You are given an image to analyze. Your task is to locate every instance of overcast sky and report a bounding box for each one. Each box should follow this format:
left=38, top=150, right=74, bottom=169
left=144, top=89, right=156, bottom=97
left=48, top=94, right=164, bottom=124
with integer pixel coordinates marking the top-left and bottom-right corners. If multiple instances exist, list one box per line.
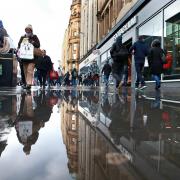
left=0, top=0, right=72, bottom=69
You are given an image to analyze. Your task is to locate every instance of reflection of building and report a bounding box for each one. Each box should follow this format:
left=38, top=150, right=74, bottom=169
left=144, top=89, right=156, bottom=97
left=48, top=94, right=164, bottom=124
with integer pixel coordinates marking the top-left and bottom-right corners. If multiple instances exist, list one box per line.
left=78, top=90, right=180, bottom=179
left=61, top=92, right=79, bottom=176
left=62, top=0, right=81, bottom=73
left=78, top=113, right=139, bottom=180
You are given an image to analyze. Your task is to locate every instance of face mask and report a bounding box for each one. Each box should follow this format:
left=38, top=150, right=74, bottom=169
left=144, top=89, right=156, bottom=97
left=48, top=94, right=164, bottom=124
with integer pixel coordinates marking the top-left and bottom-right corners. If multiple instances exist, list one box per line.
left=26, top=32, right=32, bottom=37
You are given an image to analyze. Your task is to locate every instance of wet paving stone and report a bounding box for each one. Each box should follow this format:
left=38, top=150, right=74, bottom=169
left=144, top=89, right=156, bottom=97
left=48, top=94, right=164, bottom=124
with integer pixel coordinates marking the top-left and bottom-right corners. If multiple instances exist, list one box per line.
left=0, top=88, right=180, bottom=180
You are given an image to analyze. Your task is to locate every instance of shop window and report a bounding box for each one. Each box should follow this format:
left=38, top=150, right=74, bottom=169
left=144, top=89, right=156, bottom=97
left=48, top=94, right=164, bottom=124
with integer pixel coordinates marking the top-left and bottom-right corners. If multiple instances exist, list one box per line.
left=163, top=0, right=180, bottom=80
left=139, top=12, right=163, bottom=80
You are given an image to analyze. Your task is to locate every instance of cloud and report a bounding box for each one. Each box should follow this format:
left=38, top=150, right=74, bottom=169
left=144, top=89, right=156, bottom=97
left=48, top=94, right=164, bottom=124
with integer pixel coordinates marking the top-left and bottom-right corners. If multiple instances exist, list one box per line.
left=0, top=0, right=72, bottom=69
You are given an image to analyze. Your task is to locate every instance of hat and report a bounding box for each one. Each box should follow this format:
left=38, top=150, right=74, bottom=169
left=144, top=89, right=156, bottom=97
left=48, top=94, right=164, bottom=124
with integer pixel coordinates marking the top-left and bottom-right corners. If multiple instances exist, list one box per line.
left=0, top=20, right=4, bottom=28
left=25, top=24, right=33, bottom=32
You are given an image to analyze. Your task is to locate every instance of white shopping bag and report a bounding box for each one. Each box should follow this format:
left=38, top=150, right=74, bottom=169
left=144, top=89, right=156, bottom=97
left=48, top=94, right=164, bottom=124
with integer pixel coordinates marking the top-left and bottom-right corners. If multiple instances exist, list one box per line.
left=18, top=38, right=34, bottom=59
left=18, top=121, right=33, bottom=143
left=144, top=57, right=149, bottom=67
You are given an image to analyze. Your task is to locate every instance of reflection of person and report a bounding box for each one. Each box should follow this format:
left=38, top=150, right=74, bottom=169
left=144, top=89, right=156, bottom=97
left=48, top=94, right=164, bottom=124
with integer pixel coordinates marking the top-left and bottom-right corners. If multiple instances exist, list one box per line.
left=15, top=91, right=53, bottom=155
left=109, top=93, right=130, bottom=145
left=18, top=24, right=40, bottom=90
left=101, top=61, right=112, bottom=87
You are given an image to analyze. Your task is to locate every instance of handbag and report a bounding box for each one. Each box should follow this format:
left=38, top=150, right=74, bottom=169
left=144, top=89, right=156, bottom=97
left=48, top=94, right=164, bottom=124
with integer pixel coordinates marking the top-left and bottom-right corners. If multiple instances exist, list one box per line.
left=50, top=70, right=59, bottom=80
left=34, top=48, right=43, bottom=57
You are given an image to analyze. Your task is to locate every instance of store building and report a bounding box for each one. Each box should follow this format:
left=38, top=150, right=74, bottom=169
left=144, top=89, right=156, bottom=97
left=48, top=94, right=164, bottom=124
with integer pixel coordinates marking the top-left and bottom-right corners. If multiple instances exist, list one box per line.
left=80, top=0, right=180, bottom=86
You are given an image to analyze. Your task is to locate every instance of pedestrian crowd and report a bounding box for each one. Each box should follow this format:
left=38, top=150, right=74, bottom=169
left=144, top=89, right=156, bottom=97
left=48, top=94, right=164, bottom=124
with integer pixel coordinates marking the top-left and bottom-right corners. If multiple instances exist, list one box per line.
left=101, top=34, right=167, bottom=90
left=0, top=19, right=168, bottom=91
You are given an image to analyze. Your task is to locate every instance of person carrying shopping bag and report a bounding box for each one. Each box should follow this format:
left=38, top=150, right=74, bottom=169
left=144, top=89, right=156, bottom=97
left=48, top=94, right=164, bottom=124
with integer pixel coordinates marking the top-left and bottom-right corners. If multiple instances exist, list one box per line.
left=18, top=24, right=41, bottom=90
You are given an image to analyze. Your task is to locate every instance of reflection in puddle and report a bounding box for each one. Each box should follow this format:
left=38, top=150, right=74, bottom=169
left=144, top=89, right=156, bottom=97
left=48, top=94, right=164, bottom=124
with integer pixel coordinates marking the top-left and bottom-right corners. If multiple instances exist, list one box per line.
left=0, top=89, right=180, bottom=179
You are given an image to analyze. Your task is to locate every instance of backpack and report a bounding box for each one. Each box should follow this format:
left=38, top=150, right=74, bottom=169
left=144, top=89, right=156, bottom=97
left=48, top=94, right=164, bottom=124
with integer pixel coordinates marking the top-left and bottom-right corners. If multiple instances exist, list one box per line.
left=111, top=44, right=128, bottom=63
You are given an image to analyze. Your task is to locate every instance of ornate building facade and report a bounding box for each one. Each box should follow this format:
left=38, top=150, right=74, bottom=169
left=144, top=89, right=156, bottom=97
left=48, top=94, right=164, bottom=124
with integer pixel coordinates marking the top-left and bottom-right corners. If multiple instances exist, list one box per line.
left=62, top=0, right=81, bottom=73
left=61, top=91, right=79, bottom=177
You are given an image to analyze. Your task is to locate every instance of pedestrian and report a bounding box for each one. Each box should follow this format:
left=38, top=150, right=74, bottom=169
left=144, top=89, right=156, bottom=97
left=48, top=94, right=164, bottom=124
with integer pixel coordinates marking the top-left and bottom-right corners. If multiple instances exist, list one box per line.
left=56, top=67, right=63, bottom=86
left=64, top=71, right=70, bottom=86
left=129, top=35, right=149, bottom=89
left=78, top=74, right=83, bottom=86
left=35, top=49, right=53, bottom=89
left=110, top=35, right=129, bottom=89
left=18, top=24, right=40, bottom=90
left=71, top=68, right=77, bottom=86
left=101, top=61, right=112, bottom=86
left=148, top=39, right=165, bottom=90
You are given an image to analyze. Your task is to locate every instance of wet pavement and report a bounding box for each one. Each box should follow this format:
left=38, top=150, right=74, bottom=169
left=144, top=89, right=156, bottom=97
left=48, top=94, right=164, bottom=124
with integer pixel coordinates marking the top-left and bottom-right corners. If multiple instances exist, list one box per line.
left=0, top=87, right=180, bottom=180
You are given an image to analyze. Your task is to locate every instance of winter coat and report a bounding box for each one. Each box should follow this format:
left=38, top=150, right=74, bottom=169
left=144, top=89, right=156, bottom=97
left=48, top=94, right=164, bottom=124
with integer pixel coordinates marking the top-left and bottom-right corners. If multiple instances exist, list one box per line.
left=35, top=55, right=53, bottom=72
left=110, top=43, right=129, bottom=74
left=130, top=40, right=148, bottom=63
left=102, top=63, right=112, bottom=75
left=148, top=47, right=164, bottom=75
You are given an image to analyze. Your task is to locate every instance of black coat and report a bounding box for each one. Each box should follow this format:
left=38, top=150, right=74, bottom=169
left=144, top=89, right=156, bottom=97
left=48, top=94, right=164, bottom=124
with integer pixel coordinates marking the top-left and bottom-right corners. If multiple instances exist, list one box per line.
left=102, top=63, right=111, bottom=75
left=35, top=55, right=53, bottom=72
left=148, top=47, right=164, bottom=75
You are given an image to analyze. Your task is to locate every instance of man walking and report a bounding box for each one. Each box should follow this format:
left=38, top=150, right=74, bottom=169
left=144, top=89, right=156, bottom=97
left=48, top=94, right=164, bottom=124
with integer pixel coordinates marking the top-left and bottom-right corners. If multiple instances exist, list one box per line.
left=101, top=61, right=112, bottom=87
left=110, top=35, right=129, bottom=89
left=130, top=35, right=148, bottom=89
left=35, top=50, right=53, bottom=89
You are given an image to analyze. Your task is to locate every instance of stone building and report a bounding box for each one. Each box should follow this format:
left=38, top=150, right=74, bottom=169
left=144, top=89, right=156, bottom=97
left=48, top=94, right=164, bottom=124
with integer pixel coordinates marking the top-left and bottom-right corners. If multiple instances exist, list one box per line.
left=62, top=0, right=81, bottom=73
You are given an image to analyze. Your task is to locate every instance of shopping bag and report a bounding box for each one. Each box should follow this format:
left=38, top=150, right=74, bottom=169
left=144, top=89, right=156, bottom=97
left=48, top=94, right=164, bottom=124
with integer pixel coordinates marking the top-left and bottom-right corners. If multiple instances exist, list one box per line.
left=49, top=70, right=59, bottom=80
left=18, top=38, right=34, bottom=59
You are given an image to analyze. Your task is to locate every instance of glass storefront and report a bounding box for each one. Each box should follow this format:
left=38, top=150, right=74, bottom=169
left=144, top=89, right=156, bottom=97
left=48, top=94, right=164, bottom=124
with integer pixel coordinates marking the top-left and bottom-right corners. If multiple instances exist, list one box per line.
left=163, top=0, right=180, bottom=79
left=138, top=0, right=180, bottom=81
left=139, top=12, right=163, bottom=81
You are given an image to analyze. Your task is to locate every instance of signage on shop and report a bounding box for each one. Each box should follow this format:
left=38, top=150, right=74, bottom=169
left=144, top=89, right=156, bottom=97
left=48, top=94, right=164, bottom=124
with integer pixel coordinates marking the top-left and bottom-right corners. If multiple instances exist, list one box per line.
left=84, top=58, right=89, bottom=65
left=114, top=16, right=138, bottom=41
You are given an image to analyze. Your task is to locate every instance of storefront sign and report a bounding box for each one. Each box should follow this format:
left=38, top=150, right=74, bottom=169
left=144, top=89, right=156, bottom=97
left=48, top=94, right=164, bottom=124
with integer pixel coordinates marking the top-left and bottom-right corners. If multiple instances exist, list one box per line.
left=114, top=16, right=138, bottom=41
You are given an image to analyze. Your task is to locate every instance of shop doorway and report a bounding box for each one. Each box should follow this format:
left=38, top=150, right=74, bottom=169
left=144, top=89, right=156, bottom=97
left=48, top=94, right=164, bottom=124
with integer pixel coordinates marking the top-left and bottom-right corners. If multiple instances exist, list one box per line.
left=123, top=38, right=132, bottom=85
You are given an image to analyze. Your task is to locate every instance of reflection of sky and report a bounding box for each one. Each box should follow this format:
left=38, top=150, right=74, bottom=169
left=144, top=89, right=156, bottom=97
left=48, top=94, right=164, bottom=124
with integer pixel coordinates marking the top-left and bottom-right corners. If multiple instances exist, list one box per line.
left=0, top=106, right=72, bottom=180
left=139, top=12, right=163, bottom=37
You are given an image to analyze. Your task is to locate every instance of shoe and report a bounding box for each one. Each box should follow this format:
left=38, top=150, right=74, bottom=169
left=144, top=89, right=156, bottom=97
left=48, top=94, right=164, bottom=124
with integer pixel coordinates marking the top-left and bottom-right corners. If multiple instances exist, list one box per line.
left=155, top=85, right=161, bottom=90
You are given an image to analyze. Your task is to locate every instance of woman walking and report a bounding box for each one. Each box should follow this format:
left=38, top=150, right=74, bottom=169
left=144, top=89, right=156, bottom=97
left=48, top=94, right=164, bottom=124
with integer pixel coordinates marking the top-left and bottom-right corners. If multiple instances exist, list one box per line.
left=18, top=24, right=40, bottom=90
left=148, top=39, right=165, bottom=90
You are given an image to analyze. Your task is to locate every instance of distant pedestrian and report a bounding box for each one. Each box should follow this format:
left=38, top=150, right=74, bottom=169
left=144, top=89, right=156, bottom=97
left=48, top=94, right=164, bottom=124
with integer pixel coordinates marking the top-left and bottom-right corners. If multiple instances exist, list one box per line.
left=110, top=35, right=129, bottom=89
left=101, top=61, right=112, bottom=86
left=148, top=39, right=165, bottom=90
left=130, top=35, right=149, bottom=89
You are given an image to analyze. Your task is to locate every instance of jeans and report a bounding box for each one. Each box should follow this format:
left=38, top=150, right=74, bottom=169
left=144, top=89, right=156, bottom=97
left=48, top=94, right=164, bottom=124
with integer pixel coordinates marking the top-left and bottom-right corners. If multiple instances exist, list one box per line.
left=72, top=78, right=77, bottom=86
left=103, top=74, right=110, bottom=86
left=135, top=62, right=145, bottom=87
left=152, top=74, right=161, bottom=88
